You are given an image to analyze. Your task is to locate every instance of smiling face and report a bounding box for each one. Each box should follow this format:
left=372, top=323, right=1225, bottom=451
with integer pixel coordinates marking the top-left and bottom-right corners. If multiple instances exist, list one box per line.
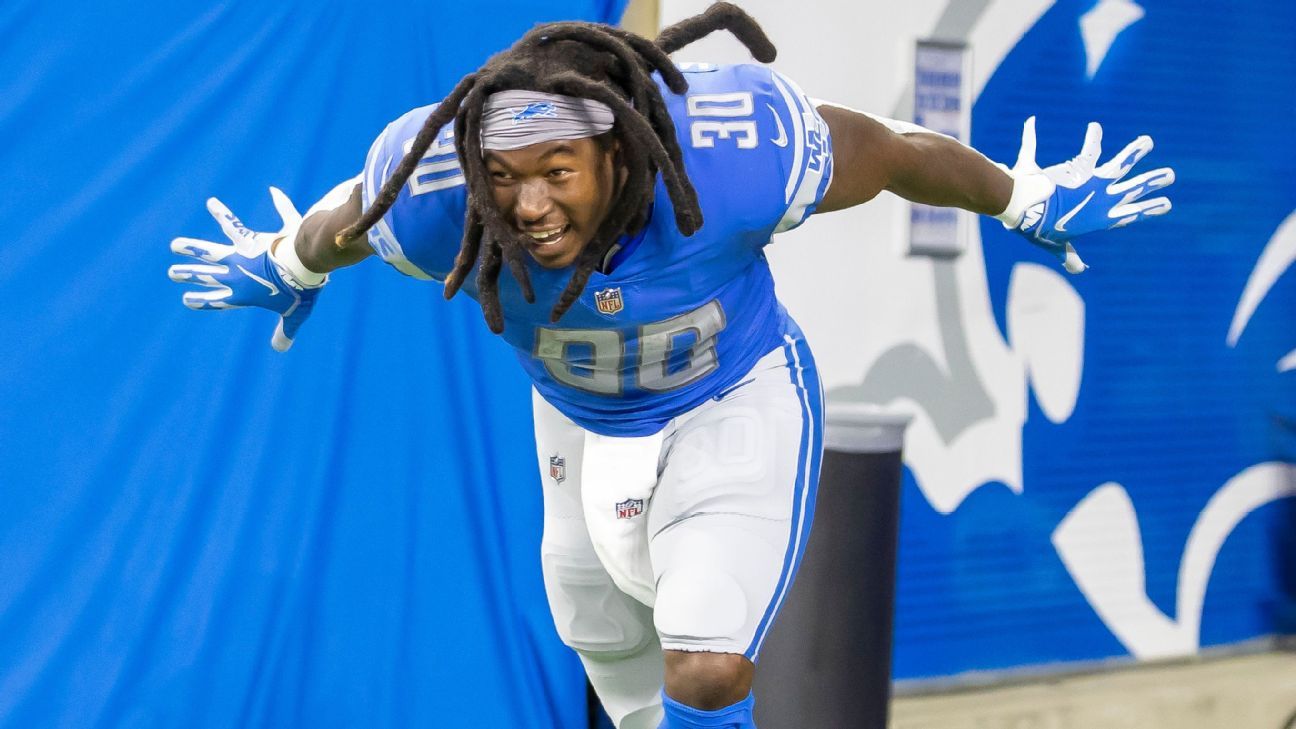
left=485, top=135, right=620, bottom=269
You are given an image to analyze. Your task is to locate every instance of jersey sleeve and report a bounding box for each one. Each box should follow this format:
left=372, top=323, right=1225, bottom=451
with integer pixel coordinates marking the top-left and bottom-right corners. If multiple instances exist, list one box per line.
left=762, top=67, right=834, bottom=234
left=673, top=64, right=834, bottom=242
left=360, top=104, right=469, bottom=281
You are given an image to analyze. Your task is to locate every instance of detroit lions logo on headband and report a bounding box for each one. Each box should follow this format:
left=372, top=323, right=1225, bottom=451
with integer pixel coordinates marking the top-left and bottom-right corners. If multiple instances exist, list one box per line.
left=512, top=102, right=559, bottom=123
left=481, top=90, right=616, bottom=151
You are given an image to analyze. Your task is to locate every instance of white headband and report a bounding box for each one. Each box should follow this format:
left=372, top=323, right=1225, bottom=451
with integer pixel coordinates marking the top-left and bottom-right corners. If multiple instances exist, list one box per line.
left=480, top=90, right=616, bottom=151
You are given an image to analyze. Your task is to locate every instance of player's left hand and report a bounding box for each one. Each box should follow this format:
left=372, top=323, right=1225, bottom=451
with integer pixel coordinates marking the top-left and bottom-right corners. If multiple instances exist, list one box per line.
left=997, top=116, right=1175, bottom=273
left=168, top=188, right=324, bottom=352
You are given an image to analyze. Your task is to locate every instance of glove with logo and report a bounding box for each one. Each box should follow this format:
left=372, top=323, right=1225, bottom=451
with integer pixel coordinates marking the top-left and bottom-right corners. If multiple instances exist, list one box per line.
left=168, top=187, right=326, bottom=352
left=994, top=116, right=1175, bottom=273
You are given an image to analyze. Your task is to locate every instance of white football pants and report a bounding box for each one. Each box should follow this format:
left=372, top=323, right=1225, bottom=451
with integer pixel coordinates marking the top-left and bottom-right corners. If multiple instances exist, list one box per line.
left=533, top=336, right=823, bottom=728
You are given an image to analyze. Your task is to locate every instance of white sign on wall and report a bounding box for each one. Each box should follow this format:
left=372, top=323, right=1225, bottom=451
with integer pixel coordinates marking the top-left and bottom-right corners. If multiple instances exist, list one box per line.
left=908, top=40, right=972, bottom=258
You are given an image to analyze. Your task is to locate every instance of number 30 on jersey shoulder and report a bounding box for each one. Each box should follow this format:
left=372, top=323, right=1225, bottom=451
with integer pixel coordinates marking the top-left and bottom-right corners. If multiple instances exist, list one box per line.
left=688, top=92, right=758, bottom=150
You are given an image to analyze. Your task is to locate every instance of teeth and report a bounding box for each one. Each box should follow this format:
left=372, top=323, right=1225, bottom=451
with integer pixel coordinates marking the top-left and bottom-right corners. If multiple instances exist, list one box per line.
left=527, top=226, right=567, bottom=244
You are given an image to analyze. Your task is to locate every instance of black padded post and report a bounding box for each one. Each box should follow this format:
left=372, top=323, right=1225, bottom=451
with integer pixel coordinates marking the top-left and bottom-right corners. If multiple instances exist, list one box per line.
left=752, top=406, right=911, bottom=729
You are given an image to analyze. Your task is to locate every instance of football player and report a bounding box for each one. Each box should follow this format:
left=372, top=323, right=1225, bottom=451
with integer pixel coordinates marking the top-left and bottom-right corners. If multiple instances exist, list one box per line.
left=168, top=5, right=1174, bottom=728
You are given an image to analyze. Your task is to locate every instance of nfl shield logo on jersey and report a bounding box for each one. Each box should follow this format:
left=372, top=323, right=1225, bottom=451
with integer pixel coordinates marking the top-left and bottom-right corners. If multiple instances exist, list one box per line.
left=549, top=455, right=566, bottom=484
left=615, top=498, right=644, bottom=520
left=594, top=287, right=624, bottom=316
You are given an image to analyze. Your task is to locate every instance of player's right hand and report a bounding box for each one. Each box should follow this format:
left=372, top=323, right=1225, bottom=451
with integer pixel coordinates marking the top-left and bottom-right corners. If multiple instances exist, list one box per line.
left=168, top=188, right=324, bottom=352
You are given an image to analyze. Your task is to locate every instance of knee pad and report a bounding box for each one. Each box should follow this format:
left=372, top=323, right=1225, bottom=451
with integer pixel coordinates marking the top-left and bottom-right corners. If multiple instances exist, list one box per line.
left=541, top=548, right=654, bottom=657
left=653, top=565, right=749, bottom=646
left=650, top=514, right=789, bottom=655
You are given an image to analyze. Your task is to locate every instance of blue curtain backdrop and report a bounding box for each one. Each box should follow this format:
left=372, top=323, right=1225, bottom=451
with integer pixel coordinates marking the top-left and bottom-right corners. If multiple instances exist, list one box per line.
left=0, top=1, right=625, bottom=727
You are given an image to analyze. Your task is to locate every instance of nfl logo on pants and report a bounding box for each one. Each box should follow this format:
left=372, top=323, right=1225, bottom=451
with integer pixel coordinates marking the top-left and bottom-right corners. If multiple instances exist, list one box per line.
left=616, top=498, right=643, bottom=519
left=549, top=455, right=565, bottom=484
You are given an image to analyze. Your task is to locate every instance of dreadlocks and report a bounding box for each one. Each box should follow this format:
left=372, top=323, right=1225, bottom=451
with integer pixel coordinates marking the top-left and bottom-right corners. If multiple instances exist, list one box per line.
left=336, top=2, right=777, bottom=333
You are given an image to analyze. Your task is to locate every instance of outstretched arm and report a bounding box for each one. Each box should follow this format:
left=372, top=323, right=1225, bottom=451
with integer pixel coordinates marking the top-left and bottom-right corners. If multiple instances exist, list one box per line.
left=287, top=180, right=371, bottom=275
left=815, top=103, right=1012, bottom=216
left=169, top=178, right=374, bottom=351
left=813, top=102, right=1174, bottom=273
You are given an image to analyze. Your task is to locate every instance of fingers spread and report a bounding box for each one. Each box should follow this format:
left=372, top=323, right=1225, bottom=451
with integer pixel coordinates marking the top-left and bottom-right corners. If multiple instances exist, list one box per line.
left=1097, top=135, right=1154, bottom=179
left=181, top=287, right=238, bottom=310
left=1107, top=166, right=1176, bottom=205
left=1077, top=121, right=1103, bottom=170
left=269, top=187, right=303, bottom=229
left=1015, top=116, right=1039, bottom=171
left=168, top=263, right=229, bottom=286
left=1110, top=196, right=1172, bottom=227
left=206, top=197, right=253, bottom=244
left=171, top=236, right=233, bottom=263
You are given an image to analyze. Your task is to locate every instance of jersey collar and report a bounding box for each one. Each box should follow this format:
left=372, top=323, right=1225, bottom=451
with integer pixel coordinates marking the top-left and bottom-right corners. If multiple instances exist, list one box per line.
left=598, top=203, right=654, bottom=275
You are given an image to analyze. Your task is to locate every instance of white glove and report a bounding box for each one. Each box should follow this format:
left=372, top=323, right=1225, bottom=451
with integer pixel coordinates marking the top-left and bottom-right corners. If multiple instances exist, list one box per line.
left=995, top=117, right=1175, bottom=273
left=168, top=187, right=326, bottom=351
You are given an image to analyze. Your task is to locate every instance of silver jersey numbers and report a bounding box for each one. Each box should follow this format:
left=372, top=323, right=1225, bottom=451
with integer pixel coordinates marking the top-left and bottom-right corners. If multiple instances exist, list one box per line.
left=535, top=300, right=727, bottom=396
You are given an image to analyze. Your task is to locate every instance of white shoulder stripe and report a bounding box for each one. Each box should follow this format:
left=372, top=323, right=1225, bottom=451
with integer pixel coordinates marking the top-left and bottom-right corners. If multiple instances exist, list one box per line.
left=362, top=121, right=394, bottom=210
left=771, top=71, right=831, bottom=234
left=771, top=72, right=806, bottom=205
left=362, top=117, right=434, bottom=280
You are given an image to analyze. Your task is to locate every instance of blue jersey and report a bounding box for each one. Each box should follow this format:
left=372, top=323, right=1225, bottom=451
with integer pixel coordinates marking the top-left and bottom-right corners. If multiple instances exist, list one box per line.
left=361, top=63, right=833, bottom=436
